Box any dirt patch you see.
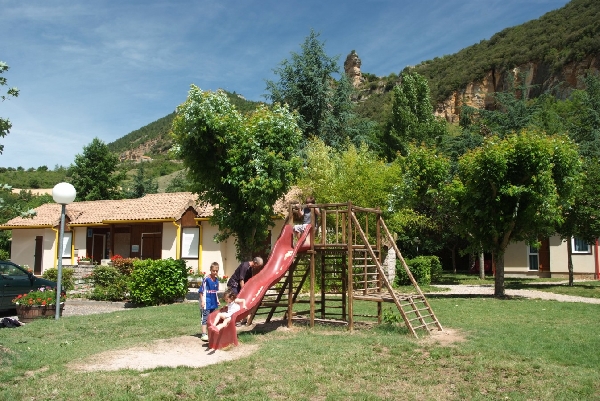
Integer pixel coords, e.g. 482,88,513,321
419,328,467,347
69,335,259,372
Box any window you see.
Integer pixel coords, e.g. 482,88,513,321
181,227,199,258
61,232,72,258
572,237,591,254
528,245,539,271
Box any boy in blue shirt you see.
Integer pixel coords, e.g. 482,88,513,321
199,262,220,341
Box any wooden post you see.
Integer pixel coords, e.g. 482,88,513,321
347,202,354,331
320,251,326,319
309,207,316,328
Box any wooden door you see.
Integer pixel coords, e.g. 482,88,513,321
92,234,105,263
34,236,43,275
141,233,161,260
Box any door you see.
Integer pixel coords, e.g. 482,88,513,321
0,262,34,309
92,234,105,264
141,233,161,260
34,236,43,275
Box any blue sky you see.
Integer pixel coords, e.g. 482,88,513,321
1,0,570,169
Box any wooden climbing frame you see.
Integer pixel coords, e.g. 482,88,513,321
251,202,443,338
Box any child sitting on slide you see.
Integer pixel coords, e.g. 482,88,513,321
213,289,247,331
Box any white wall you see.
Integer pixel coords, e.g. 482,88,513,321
549,235,597,274
10,228,58,273
504,241,529,275
162,222,177,259
73,227,87,260
11,228,43,267
200,223,226,275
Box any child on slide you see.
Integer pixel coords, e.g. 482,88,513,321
213,289,247,331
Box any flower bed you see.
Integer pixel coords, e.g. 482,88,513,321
12,286,66,322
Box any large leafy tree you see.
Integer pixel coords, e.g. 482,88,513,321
70,138,126,201
453,131,581,296
265,30,371,149
558,157,600,285
297,138,399,209
566,74,600,159
0,61,19,154
387,145,454,259
171,86,302,260
382,71,447,161
555,74,600,284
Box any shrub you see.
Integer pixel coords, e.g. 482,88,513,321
89,266,121,287
128,258,188,306
395,256,442,286
112,257,138,276
42,267,75,291
89,276,129,302
88,266,129,302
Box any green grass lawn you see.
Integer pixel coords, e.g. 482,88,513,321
1,294,599,400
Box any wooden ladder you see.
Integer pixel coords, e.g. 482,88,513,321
350,212,443,338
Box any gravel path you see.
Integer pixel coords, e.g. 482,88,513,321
430,284,600,304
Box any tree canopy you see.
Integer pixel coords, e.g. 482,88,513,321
0,61,19,154
453,130,581,295
265,30,374,150
382,71,447,160
171,86,303,260
70,138,126,201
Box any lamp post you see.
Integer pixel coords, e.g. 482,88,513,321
52,182,76,320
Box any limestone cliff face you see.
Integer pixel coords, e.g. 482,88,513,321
434,55,600,122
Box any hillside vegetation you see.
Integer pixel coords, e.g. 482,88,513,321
356,0,600,124
414,0,600,103
107,91,265,157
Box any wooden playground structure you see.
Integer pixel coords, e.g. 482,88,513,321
248,202,443,338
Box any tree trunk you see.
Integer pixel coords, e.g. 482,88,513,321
451,245,457,274
567,239,574,286
479,252,485,280
494,252,505,297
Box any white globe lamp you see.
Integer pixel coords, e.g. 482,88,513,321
52,182,76,319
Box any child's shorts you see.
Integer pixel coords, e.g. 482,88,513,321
201,308,217,325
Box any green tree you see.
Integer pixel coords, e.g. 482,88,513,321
558,157,600,285
297,138,399,210
265,30,371,149
566,74,600,159
0,61,19,154
124,163,158,199
71,138,125,201
171,87,302,260
387,145,453,259
382,71,447,160
453,131,581,296
165,170,191,193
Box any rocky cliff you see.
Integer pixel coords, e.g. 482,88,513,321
434,55,600,122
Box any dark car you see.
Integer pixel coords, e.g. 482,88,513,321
0,261,58,311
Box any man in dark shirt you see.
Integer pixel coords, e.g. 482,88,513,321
226,256,264,295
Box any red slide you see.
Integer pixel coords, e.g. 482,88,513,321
207,224,311,350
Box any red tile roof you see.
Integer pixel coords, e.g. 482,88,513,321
1,189,303,229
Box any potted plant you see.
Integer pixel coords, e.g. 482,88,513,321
77,256,93,266
187,270,205,288
219,275,228,291
12,286,66,323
